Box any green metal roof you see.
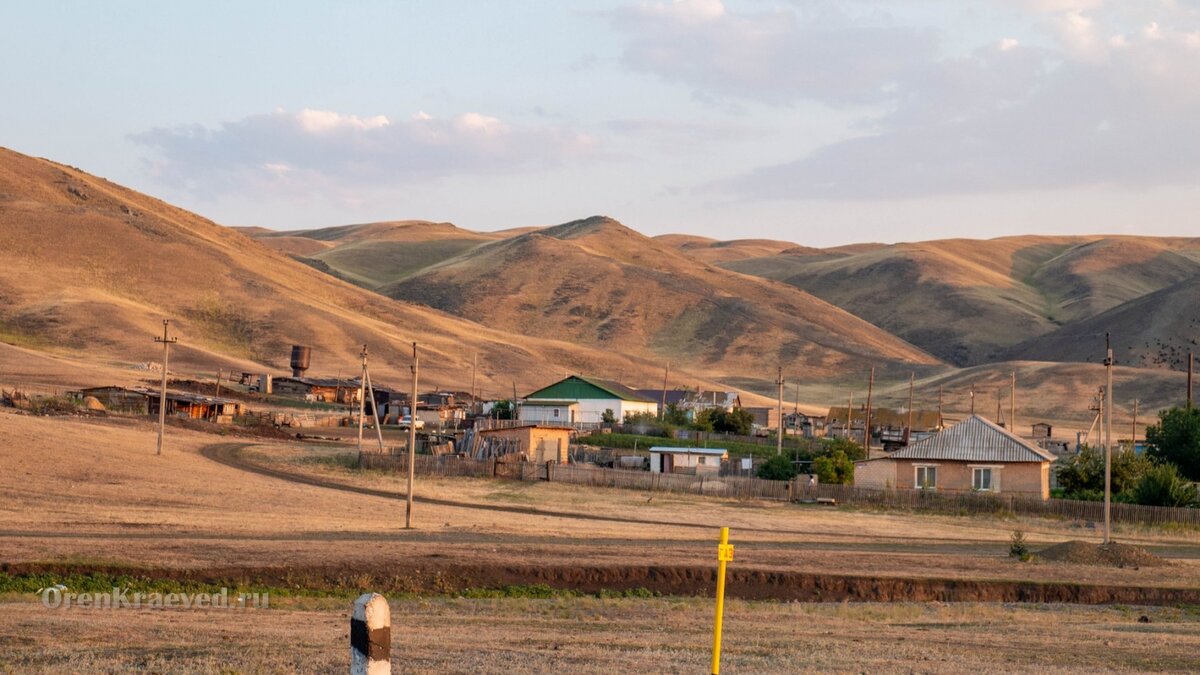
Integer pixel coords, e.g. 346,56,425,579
525,375,655,403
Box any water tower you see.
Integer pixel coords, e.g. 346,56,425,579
290,345,311,378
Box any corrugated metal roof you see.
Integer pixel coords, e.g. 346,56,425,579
649,446,728,456
889,415,1054,463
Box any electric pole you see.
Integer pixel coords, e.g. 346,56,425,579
357,345,368,455
845,391,853,438
970,383,975,416
471,351,478,412
863,367,875,456
937,384,943,428
660,363,670,421
407,342,419,529
775,366,784,456
1188,351,1194,409
905,372,914,445
1010,371,1017,436
154,320,178,456
1104,334,1114,545
1131,399,1139,449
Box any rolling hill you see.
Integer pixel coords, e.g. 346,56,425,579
0,148,745,396
714,236,1200,367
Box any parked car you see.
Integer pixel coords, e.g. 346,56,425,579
396,415,425,430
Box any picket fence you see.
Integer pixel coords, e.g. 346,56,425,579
356,453,1199,528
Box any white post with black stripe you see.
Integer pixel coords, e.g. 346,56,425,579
351,593,390,675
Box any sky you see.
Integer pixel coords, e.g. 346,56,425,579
4,0,1200,246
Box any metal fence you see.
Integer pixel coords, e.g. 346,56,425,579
356,453,1200,527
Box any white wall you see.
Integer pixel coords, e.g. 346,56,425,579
524,398,656,425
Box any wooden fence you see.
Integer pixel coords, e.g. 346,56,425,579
356,453,1199,528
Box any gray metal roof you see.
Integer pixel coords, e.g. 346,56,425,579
888,415,1055,463
649,446,728,456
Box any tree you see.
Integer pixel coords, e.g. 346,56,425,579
812,450,855,485
1145,406,1200,480
1055,445,1154,500
662,403,691,426
1130,463,1198,507
699,408,754,435
821,436,865,462
601,408,616,424
756,454,797,481
491,400,515,420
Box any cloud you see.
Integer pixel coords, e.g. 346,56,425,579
604,0,938,106
131,108,596,198
601,1,1200,199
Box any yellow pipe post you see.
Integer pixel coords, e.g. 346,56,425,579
711,526,734,675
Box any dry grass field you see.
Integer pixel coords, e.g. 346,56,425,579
3,410,1200,671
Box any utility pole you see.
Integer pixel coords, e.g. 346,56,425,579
1189,351,1194,409
845,392,853,438
357,345,368,455
1131,399,1139,449
905,372,914,445
154,320,178,456
937,385,943,428
794,382,801,414
471,351,478,411
1104,334,1114,545
660,363,670,421
214,369,222,399
775,366,784,456
969,383,975,416
863,367,875,456
1010,371,1017,436
406,343,418,529
364,367,386,453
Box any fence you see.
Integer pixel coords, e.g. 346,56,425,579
790,483,1200,528
356,453,1199,528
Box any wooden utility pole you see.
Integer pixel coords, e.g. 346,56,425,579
794,382,801,414
357,345,368,455
154,320,178,456
845,391,854,438
1189,351,1194,409
905,372,914,444
406,343,418,529
775,366,784,456
214,369,222,399
660,363,670,420
1010,371,1017,436
1131,399,1139,449
937,385,943,428
1104,335,1114,545
364,368,386,453
863,367,875,455
969,383,975,416
471,351,478,410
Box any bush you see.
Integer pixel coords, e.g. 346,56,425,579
1130,464,1198,507
756,454,798,481
812,450,854,484
1145,406,1200,480
1009,529,1031,561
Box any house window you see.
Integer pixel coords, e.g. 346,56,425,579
915,465,937,490
552,408,560,419
973,467,993,492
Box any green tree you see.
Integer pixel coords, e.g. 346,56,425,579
756,454,797,481
1130,463,1198,507
820,436,865,461
812,450,855,485
491,400,514,420
662,403,691,426
700,408,754,435
1056,445,1154,500
601,408,616,424
1145,406,1200,480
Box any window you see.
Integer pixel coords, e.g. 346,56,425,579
552,408,560,419
915,465,937,490
973,467,993,492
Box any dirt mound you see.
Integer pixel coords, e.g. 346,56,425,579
1038,541,1168,568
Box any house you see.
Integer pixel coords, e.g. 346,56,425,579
825,406,942,450
785,411,827,438
272,377,361,404
634,389,742,419
1031,422,1053,439
742,407,779,435
648,446,728,475
853,415,1054,499
73,386,244,423
474,424,573,463
521,375,657,426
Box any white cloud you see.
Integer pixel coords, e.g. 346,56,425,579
131,108,596,198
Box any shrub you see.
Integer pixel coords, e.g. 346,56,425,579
601,408,616,424
756,454,797,481
812,450,854,485
697,408,755,435
1009,529,1031,560
1130,464,1198,507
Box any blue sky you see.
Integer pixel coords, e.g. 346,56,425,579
4,1,1200,245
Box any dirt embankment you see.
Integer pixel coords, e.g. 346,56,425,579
6,562,1200,606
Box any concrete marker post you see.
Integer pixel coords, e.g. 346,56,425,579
351,593,390,675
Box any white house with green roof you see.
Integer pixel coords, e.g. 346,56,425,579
521,375,658,427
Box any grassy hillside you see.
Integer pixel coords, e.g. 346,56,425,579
376,216,940,381
0,148,736,396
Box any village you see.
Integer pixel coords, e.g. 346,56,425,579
47,340,1193,516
